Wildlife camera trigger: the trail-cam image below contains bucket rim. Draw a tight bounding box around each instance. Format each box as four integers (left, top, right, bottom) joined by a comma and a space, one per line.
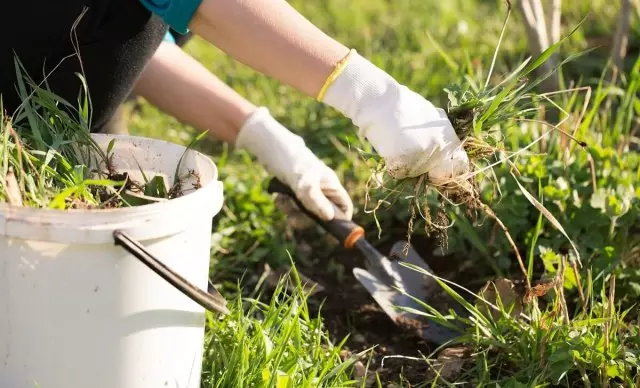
0, 133, 224, 243
0, 133, 218, 215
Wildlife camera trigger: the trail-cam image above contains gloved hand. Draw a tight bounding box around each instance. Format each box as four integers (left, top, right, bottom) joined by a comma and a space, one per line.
235, 107, 354, 221
319, 50, 470, 184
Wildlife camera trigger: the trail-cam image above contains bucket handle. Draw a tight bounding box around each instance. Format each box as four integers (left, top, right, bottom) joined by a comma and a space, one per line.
113, 229, 230, 315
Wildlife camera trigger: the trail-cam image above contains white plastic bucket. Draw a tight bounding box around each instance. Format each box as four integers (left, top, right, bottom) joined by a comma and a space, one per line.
0, 133, 225, 388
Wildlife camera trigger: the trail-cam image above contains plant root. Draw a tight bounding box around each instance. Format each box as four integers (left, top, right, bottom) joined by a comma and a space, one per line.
435, 171, 531, 289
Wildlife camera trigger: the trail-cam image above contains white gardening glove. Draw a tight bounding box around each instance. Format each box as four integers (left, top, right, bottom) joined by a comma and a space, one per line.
319, 50, 470, 184
235, 107, 354, 221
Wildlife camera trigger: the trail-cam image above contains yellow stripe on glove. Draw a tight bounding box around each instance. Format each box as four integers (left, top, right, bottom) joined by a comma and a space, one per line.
315, 49, 357, 102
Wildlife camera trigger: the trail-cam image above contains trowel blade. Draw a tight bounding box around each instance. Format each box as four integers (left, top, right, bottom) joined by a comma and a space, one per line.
353, 266, 462, 345
388, 240, 440, 298
352, 241, 465, 345
352, 267, 407, 321
391, 241, 470, 317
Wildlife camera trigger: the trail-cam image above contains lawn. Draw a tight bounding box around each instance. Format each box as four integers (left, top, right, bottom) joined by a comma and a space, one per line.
95, 0, 640, 386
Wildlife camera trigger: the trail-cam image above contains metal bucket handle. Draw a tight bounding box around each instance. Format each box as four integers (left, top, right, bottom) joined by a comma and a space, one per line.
113, 229, 230, 315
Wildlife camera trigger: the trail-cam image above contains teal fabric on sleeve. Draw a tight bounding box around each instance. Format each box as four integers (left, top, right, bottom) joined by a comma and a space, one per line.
163, 31, 176, 44
138, 0, 203, 34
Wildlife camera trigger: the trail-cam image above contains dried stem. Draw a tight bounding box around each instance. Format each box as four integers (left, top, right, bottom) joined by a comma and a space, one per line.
569, 258, 586, 311
485, 0, 512, 89
5, 167, 23, 207
7, 126, 25, 192
404, 175, 427, 254
479, 201, 530, 288
610, 0, 632, 80
406, 199, 416, 254
557, 256, 571, 324
550, 0, 561, 43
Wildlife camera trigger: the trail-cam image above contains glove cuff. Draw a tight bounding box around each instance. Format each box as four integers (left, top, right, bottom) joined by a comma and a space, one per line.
319, 50, 401, 130
318, 50, 417, 161
235, 107, 312, 185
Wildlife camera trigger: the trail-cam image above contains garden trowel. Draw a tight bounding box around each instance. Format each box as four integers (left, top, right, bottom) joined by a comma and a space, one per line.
267, 178, 464, 346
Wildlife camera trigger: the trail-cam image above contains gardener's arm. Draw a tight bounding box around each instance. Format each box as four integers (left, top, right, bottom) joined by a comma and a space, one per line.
187, 0, 348, 98
140, 0, 347, 97
140, 0, 470, 183
133, 41, 353, 221
132, 41, 254, 144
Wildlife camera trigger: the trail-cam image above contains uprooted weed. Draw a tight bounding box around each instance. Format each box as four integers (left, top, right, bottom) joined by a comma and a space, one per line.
361, 2, 592, 290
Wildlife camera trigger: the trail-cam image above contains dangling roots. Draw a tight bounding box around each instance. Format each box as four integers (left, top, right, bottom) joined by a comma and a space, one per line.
389, 127, 532, 289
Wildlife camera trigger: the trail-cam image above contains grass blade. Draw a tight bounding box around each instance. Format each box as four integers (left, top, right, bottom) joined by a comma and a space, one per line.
510, 171, 581, 266
520, 14, 590, 78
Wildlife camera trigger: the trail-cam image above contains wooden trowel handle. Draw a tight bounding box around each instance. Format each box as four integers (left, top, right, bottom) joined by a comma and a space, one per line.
267, 178, 364, 249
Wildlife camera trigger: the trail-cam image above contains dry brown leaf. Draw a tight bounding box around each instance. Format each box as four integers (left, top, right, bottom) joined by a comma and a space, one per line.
524, 278, 558, 304
477, 278, 523, 320
431, 346, 472, 381
5, 167, 23, 207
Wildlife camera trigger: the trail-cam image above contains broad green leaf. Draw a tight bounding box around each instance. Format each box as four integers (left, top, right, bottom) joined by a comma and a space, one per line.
540, 247, 560, 273
564, 266, 577, 289
606, 363, 622, 378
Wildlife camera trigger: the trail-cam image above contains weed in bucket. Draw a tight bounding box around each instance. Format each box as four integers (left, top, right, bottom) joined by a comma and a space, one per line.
361, 2, 591, 289
0, 57, 204, 210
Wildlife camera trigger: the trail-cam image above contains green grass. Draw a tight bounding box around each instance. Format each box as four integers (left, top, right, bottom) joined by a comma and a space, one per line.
200, 263, 370, 388
402, 262, 640, 387
3, 0, 637, 386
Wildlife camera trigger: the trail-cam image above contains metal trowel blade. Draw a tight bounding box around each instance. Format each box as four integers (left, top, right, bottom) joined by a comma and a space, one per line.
352, 241, 463, 345
352, 267, 412, 321
352, 266, 461, 345
388, 241, 469, 317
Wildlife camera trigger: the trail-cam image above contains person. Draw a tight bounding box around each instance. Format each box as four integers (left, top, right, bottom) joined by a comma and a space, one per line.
0, 0, 469, 223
